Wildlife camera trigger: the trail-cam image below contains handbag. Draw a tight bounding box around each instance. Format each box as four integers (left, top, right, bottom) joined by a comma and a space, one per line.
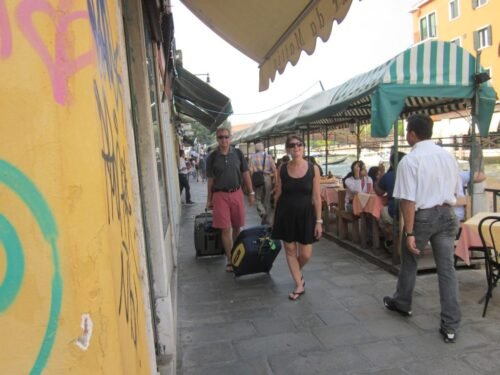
251, 153, 266, 188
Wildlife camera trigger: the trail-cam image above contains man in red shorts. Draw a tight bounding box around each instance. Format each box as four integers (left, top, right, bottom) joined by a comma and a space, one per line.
206, 126, 255, 272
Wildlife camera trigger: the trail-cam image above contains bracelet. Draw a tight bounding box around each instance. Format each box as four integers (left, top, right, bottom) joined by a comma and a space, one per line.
316, 219, 323, 224
405, 232, 414, 237
249, 192, 255, 196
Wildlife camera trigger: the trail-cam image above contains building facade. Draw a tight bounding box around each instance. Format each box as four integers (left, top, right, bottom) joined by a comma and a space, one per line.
0, 1, 195, 374
411, 0, 499, 100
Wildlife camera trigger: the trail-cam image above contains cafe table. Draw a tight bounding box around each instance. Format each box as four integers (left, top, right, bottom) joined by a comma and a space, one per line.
455, 212, 500, 265
352, 192, 385, 219
352, 193, 386, 250
320, 184, 341, 206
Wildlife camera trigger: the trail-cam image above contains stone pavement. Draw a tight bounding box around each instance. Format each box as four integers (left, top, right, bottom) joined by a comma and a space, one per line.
177, 179, 500, 375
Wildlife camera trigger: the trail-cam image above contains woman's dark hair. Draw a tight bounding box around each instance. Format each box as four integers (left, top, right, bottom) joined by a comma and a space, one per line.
368, 166, 380, 183
285, 134, 304, 149
342, 160, 365, 188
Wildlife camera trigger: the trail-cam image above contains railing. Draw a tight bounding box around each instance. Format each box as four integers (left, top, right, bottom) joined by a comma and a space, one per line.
485, 188, 500, 212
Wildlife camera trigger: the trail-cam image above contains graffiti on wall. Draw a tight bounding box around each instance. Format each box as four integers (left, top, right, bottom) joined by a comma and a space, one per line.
0, 0, 95, 105
88, 0, 142, 349
0, 160, 62, 375
0, 0, 12, 57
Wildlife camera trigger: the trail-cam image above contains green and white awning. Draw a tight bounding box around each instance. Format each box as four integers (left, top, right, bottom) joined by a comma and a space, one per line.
232, 40, 497, 143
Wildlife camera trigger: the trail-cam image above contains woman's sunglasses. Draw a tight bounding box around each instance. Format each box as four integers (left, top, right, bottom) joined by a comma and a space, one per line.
288, 142, 303, 148
217, 135, 230, 140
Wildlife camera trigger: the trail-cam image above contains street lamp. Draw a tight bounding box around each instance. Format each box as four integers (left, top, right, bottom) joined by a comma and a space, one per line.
194, 73, 210, 83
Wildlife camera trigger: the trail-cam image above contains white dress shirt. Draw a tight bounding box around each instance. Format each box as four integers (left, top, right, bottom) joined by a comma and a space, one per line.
393, 140, 461, 210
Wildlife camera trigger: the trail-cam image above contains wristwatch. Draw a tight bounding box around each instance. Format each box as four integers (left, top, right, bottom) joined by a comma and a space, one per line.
249, 191, 255, 196
405, 232, 414, 237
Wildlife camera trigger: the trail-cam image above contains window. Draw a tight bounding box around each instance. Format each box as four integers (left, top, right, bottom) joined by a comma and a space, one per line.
419, 12, 437, 41
474, 25, 492, 50
449, 0, 460, 20
450, 37, 462, 47
472, 0, 488, 9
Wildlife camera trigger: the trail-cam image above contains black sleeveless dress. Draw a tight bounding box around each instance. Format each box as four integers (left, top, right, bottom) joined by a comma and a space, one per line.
272, 162, 316, 244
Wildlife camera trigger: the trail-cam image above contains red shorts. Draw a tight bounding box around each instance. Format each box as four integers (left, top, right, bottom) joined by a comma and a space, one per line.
212, 189, 246, 229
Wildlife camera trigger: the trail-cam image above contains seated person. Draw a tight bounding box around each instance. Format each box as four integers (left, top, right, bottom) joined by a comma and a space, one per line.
343, 160, 372, 212
375, 152, 406, 248
368, 165, 384, 187
454, 169, 486, 222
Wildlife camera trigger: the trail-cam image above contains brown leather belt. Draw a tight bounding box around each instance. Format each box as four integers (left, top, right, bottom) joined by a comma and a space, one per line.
214, 186, 240, 193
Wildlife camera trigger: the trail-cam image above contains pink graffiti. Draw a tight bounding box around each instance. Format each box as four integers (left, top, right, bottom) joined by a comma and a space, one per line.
16, 0, 96, 105
0, 0, 12, 57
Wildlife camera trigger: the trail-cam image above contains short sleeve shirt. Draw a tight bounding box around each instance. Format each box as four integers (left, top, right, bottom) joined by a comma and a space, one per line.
378, 170, 396, 216
393, 140, 461, 209
206, 147, 248, 190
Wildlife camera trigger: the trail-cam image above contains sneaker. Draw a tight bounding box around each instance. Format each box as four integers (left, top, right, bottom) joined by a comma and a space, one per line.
383, 296, 412, 317
439, 327, 456, 343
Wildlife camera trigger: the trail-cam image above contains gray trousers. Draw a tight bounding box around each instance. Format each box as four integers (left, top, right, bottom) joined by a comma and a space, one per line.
255, 175, 273, 225
393, 206, 461, 332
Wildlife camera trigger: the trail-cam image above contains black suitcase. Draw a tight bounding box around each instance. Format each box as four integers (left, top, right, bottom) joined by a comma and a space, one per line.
194, 211, 224, 257
231, 225, 282, 277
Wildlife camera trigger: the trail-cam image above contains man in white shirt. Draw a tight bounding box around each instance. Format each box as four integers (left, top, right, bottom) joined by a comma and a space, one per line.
383, 114, 461, 343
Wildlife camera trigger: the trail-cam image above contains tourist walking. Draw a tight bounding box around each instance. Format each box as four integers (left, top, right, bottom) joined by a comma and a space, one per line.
249, 140, 277, 225
206, 127, 255, 272
272, 135, 322, 301
178, 149, 194, 204
383, 114, 461, 343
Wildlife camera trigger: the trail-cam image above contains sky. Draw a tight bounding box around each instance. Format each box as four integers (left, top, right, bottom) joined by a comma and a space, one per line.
171, 0, 417, 126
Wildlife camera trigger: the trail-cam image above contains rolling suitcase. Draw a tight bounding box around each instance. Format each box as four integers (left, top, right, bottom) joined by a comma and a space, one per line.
231, 225, 282, 277
194, 211, 224, 257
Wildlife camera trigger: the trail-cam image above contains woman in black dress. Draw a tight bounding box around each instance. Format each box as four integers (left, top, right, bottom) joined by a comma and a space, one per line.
272, 135, 322, 301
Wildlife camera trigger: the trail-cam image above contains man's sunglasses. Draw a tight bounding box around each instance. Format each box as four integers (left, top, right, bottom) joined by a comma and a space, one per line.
288, 142, 303, 148
217, 135, 230, 140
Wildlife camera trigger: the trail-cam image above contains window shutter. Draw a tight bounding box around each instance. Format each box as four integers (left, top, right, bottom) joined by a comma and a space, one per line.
471, 0, 478, 10
473, 30, 480, 50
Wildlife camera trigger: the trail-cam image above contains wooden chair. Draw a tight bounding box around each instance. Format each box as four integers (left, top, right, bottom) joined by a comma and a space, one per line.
334, 189, 360, 244
478, 215, 500, 317
322, 200, 337, 234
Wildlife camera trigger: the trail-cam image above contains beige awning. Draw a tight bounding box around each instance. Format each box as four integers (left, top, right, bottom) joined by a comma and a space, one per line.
179, 0, 356, 91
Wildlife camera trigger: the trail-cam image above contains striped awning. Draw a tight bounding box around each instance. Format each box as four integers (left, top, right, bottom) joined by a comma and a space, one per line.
173, 65, 233, 131
231, 40, 497, 143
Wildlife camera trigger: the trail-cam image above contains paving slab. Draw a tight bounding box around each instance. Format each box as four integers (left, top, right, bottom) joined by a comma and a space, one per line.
177, 180, 500, 374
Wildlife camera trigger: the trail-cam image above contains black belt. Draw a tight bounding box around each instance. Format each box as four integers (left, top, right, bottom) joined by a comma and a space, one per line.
418, 203, 451, 211
214, 186, 240, 193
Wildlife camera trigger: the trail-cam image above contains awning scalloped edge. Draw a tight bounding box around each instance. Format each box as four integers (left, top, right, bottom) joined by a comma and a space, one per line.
259, 0, 355, 92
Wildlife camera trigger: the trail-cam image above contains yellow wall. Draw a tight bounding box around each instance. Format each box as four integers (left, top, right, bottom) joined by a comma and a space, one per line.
0, 1, 152, 374
412, 0, 500, 97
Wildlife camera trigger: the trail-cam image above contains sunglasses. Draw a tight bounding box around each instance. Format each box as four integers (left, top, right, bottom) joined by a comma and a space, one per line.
288, 142, 303, 148
217, 135, 230, 140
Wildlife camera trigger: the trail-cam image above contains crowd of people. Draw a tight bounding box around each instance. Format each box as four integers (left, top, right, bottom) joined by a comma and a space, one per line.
178, 113, 478, 343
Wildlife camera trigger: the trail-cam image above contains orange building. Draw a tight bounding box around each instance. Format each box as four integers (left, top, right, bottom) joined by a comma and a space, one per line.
410, 0, 499, 99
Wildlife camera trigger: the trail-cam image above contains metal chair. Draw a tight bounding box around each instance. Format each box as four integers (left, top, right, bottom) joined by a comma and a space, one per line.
478, 215, 500, 317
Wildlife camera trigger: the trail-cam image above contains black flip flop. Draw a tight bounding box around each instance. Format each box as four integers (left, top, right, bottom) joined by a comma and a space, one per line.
288, 290, 305, 301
